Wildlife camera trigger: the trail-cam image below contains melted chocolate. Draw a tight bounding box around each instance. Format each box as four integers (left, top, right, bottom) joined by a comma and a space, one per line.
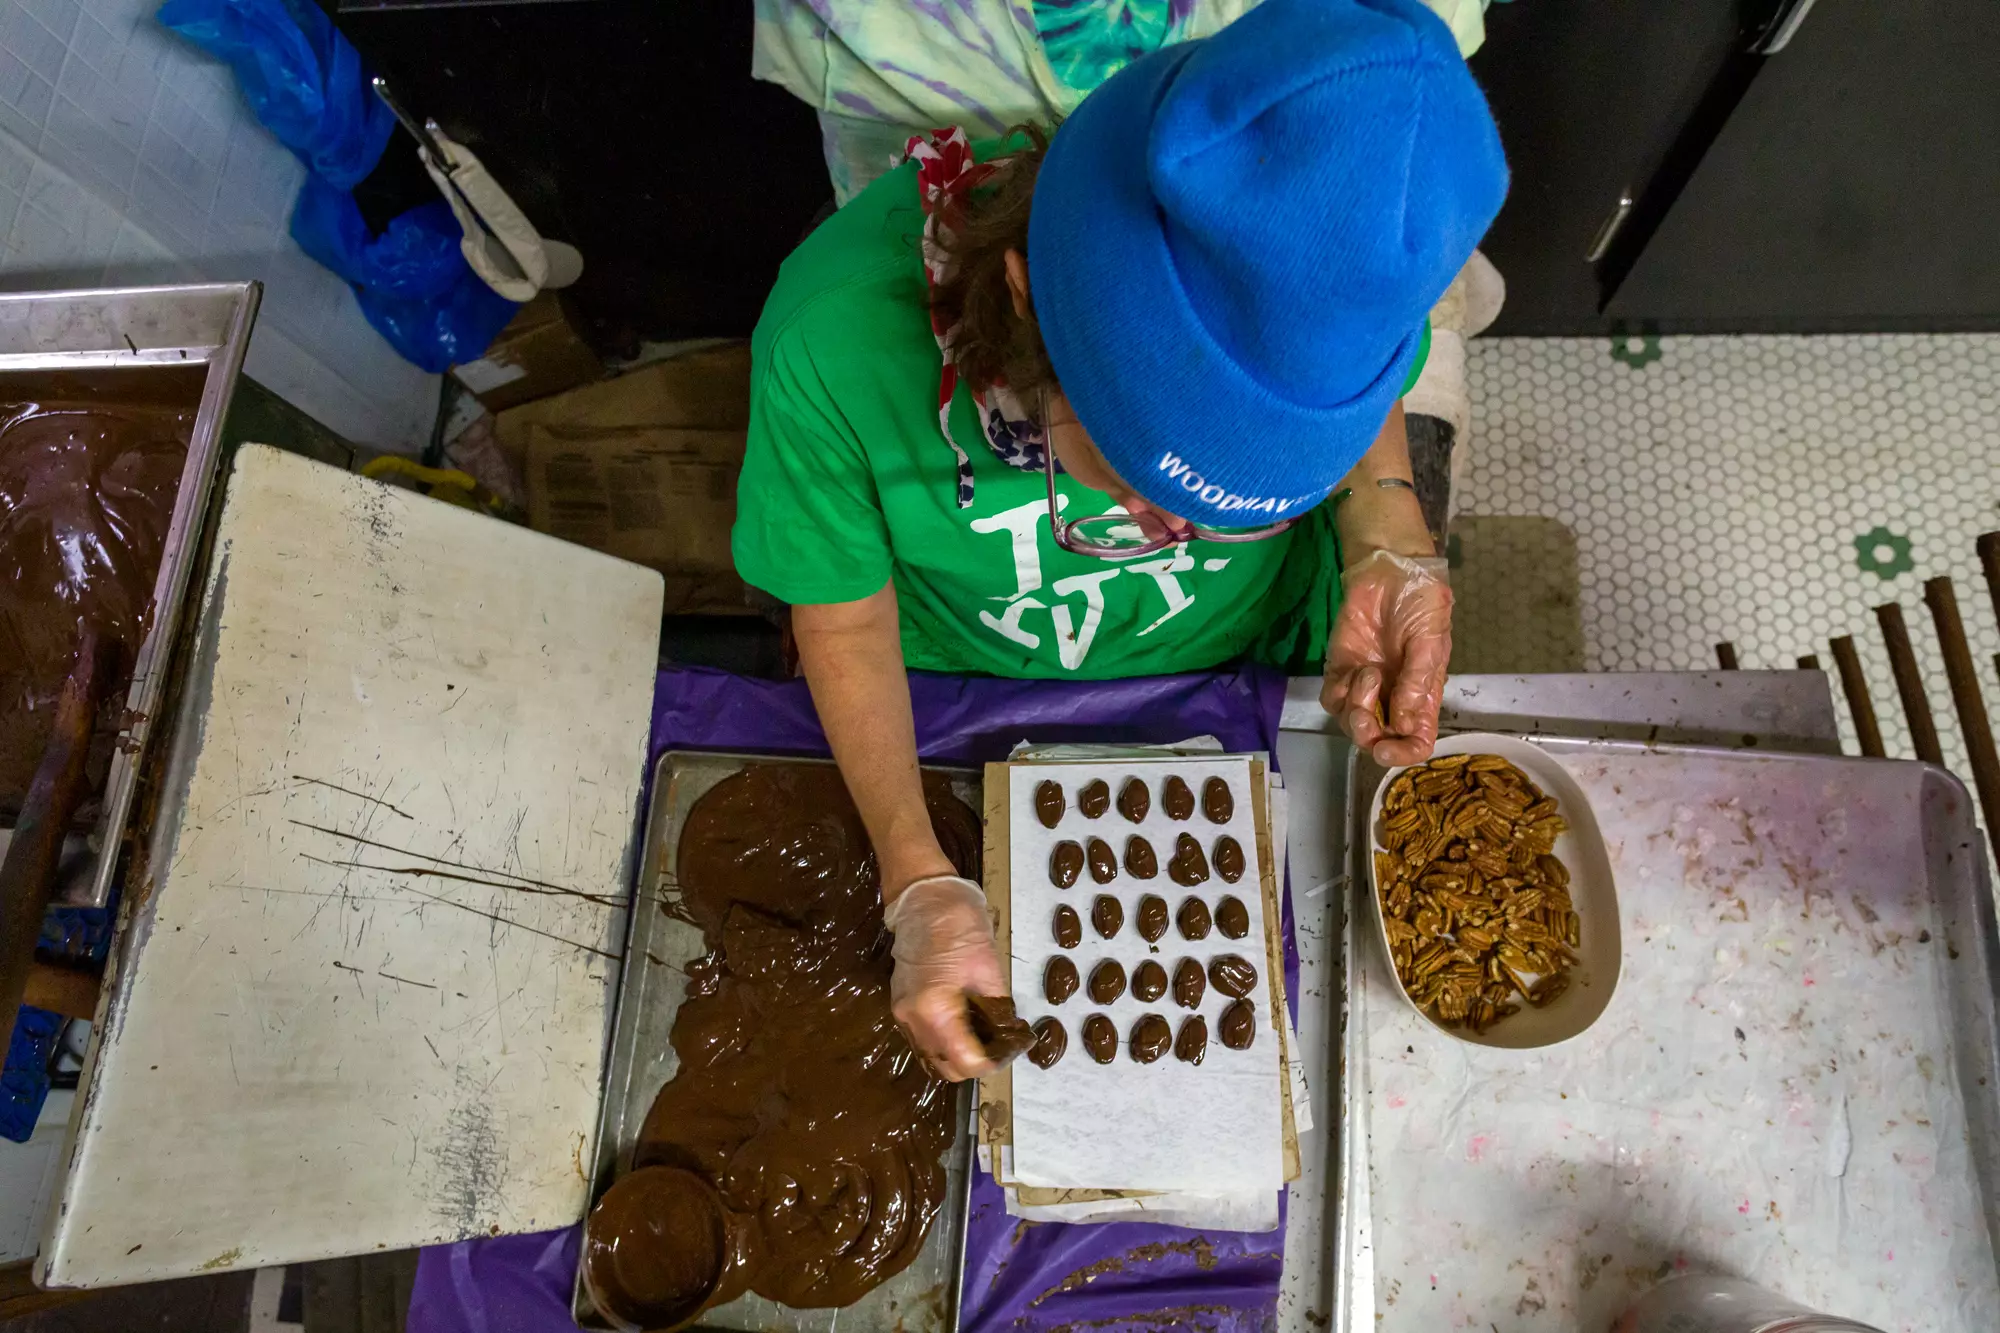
967, 993, 1034, 1064
1049, 840, 1084, 888
1087, 960, 1127, 1005
1175, 1016, 1208, 1066
1209, 954, 1258, 999
1091, 894, 1123, 939
1176, 897, 1212, 941
1117, 778, 1150, 823
1131, 959, 1167, 1003
1161, 775, 1195, 821
1136, 894, 1168, 943
0, 385, 199, 805
1034, 780, 1065, 829
1172, 958, 1207, 1010
583, 1166, 729, 1329
1215, 895, 1250, 940
1213, 836, 1245, 884
1124, 837, 1158, 880
1029, 1018, 1067, 1069
1201, 777, 1234, 824
1086, 837, 1118, 884
620, 763, 979, 1311
1044, 956, 1079, 1005
1078, 779, 1111, 819
1082, 1014, 1118, 1064
1168, 832, 1210, 887
1220, 1000, 1256, 1050
1053, 904, 1082, 949
1130, 1014, 1171, 1064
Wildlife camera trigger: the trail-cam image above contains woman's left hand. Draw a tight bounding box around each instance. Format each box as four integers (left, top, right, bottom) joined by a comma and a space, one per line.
1321, 549, 1453, 765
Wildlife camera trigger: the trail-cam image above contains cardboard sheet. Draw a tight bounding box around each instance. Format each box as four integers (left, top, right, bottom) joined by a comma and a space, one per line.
1005, 758, 1284, 1194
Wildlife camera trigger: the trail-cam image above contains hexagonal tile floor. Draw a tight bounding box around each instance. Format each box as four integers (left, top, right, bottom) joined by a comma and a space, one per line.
1461, 333, 2000, 783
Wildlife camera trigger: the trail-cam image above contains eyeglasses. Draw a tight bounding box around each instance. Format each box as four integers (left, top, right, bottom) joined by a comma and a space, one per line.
1041, 394, 1298, 559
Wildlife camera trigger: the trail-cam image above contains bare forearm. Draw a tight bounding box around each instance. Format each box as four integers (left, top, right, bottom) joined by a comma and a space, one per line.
794, 587, 955, 904
1333, 403, 1436, 563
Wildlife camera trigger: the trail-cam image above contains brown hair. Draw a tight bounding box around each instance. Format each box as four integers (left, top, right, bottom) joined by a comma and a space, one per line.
928, 125, 1059, 401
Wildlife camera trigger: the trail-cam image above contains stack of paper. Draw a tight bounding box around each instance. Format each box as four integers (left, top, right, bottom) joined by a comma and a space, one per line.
977, 752, 1304, 1229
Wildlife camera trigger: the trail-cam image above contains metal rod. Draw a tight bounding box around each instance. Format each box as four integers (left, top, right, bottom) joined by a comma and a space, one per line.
1978, 531, 1999, 623
1714, 642, 1740, 670
1796, 654, 1820, 670
1829, 636, 1885, 759
0, 632, 112, 1028
1924, 578, 2000, 870
1875, 603, 1943, 764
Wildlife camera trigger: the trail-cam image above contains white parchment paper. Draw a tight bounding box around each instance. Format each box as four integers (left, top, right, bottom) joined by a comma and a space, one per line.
1008, 757, 1284, 1194
1358, 749, 2000, 1329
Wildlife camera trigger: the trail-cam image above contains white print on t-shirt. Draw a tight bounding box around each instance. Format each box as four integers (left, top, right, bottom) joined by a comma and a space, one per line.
966, 495, 1226, 669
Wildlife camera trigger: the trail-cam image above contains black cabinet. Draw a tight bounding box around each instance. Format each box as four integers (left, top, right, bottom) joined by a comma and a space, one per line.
1475, 0, 2000, 334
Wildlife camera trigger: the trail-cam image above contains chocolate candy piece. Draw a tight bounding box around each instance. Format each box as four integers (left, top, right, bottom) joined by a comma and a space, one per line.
1087, 837, 1119, 884
1035, 780, 1065, 829
1131, 959, 1168, 1002
1091, 894, 1124, 939
1050, 840, 1084, 888
1162, 775, 1195, 821
1214, 835, 1246, 884
1078, 779, 1111, 819
1216, 895, 1250, 940
1209, 954, 1258, 999
1053, 904, 1082, 949
1045, 956, 1080, 1005
1029, 1018, 1068, 1069
1175, 1015, 1208, 1066
1176, 897, 1212, 941
1219, 1000, 1256, 1050
1201, 777, 1234, 823
1136, 894, 1169, 943
1117, 778, 1150, 823
1130, 1014, 1172, 1064
967, 993, 1035, 1063
1083, 1014, 1118, 1064
1168, 832, 1210, 887
1088, 960, 1127, 1005
1172, 958, 1207, 1010
1124, 837, 1158, 880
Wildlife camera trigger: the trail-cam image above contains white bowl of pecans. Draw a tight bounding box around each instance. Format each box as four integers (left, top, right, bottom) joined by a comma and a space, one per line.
1365, 733, 1621, 1048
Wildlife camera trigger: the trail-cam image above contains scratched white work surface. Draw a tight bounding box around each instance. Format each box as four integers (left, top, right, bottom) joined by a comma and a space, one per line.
42, 445, 663, 1286
1353, 745, 2000, 1331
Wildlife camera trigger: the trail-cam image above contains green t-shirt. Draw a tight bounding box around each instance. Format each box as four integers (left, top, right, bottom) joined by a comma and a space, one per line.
731, 157, 1426, 680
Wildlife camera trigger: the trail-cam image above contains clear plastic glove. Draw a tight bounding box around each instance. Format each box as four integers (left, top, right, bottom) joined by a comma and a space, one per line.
882, 874, 1007, 1082
1321, 549, 1453, 766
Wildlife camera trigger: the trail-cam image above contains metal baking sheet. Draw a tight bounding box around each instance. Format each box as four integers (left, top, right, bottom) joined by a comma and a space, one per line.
1335, 737, 2000, 1330
574, 750, 978, 1332
0, 283, 260, 907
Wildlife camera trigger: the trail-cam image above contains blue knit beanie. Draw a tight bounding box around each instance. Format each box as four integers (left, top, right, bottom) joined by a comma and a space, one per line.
1029, 0, 1507, 525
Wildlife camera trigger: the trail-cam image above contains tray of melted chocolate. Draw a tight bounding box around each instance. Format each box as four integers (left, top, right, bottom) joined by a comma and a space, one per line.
576, 755, 982, 1332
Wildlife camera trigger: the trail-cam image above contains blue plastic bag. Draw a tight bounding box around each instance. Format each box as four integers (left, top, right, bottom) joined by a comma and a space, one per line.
292, 177, 520, 373
159, 0, 393, 189
161, 0, 520, 371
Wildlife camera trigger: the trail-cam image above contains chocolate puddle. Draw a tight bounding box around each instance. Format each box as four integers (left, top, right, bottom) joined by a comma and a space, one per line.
614, 763, 979, 1315
0, 380, 199, 807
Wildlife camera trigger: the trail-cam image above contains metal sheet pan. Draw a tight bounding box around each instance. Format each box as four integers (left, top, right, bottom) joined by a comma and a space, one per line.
574, 750, 978, 1333
1336, 737, 2000, 1330
0, 283, 261, 907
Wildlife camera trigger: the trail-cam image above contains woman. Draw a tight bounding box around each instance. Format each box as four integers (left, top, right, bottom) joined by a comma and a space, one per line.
731, 0, 1507, 1079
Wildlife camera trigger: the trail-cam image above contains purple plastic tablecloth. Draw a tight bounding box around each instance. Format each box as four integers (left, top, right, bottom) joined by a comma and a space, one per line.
410, 664, 1296, 1333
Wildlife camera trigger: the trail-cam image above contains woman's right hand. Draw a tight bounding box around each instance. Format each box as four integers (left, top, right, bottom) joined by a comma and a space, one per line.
882, 873, 1007, 1081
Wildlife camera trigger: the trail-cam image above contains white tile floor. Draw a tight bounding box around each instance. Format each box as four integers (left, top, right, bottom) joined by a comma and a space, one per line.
1462, 333, 2000, 787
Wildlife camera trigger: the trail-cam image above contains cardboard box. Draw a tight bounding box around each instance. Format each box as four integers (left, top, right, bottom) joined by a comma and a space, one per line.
452, 293, 603, 413
517, 342, 756, 615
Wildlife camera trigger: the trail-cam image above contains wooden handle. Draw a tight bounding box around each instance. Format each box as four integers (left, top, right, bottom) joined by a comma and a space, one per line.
0, 631, 115, 1027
